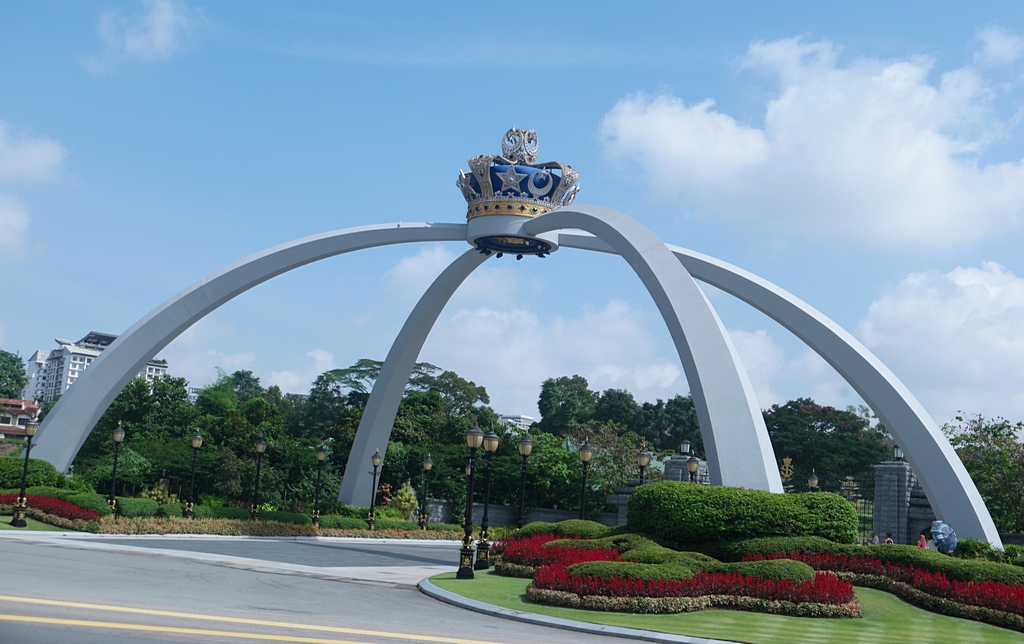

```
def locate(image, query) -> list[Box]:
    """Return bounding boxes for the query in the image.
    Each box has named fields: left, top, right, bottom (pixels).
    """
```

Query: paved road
left=0, top=533, right=668, bottom=644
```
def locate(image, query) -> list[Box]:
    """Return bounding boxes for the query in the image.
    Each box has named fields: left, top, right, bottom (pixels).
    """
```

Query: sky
left=2, top=1, right=1024, bottom=427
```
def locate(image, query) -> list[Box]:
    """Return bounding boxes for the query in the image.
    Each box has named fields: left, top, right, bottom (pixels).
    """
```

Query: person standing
left=917, top=533, right=927, bottom=548
left=870, top=532, right=880, bottom=545
left=884, top=533, right=894, bottom=544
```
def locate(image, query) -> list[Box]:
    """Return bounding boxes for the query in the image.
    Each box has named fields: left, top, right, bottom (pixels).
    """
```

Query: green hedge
left=67, top=492, right=113, bottom=516
left=376, top=519, right=418, bottom=531
left=626, top=481, right=857, bottom=546
left=115, top=497, right=159, bottom=518
left=695, top=536, right=1024, bottom=586
left=0, top=457, right=59, bottom=489
left=158, top=503, right=183, bottom=517
left=262, top=511, right=312, bottom=525
left=193, top=506, right=252, bottom=520
left=518, top=519, right=611, bottom=540
left=568, top=561, right=696, bottom=581
left=319, top=516, right=369, bottom=530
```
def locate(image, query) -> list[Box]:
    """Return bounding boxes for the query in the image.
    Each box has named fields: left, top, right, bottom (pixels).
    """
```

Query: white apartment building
left=499, top=414, right=535, bottom=432
left=21, top=349, right=49, bottom=402
left=28, top=331, right=169, bottom=402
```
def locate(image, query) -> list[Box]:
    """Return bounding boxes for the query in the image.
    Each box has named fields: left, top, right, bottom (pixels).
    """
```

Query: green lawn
left=0, top=515, right=75, bottom=532
left=431, top=570, right=1023, bottom=644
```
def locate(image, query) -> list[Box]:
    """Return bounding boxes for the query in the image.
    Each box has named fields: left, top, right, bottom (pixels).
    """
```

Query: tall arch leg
left=525, top=206, right=782, bottom=492
left=31, top=223, right=468, bottom=473
left=558, top=231, right=1000, bottom=545
left=339, top=249, right=489, bottom=506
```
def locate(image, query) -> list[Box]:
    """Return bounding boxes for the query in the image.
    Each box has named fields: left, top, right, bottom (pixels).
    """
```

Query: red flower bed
left=494, top=533, right=620, bottom=568
left=745, top=551, right=1024, bottom=617
left=0, top=493, right=100, bottom=522
left=534, top=564, right=854, bottom=605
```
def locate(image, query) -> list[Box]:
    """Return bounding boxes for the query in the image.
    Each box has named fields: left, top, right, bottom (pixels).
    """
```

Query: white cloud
left=0, top=196, right=30, bottom=255
left=384, top=244, right=523, bottom=306
left=83, top=0, right=200, bottom=73
left=976, top=26, right=1024, bottom=65
left=0, top=122, right=67, bottom=182
left=160, top=316, right=256, bottom=388
left=600, top=36, right=1024, bottom=247
left=728, top=328, right=783, bottom=407
left=858, top=262, right=1024, bottom=422
left=266, top=348, right=336, bottom=394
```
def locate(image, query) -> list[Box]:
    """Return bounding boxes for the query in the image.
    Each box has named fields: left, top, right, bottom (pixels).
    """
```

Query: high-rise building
left=28, top=332, right=169, bottom=402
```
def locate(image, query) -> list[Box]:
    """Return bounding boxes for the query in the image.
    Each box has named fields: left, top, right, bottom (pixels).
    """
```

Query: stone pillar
left=664, top=456, right=687, bottom=482
left=873, top=461, right=913, bottom=544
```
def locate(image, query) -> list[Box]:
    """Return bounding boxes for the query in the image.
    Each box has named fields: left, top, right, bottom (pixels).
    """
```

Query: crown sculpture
left=458, top=126, right=580, bottom=258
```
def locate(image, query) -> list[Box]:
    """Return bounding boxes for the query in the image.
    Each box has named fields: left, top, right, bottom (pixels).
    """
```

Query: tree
left=763, top=398, right=890, bottom=492
left=430, top=370, right=489, bottom=423
left=0, top=349, right=27, bottom=399
left=537, top=375, right=597, bottom=436
left=944, top=413, right=1024, bottom=533
left=231, top=370, right=264, bottom=405
left=593, top=389, right=642, bottom=434
left=639, top=394, right=701, bottom=453
left=325, top=358, right=440, bottom=395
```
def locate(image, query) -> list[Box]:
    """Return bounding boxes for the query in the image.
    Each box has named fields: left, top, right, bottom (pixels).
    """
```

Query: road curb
left=417, top=577, right=740, bottom=644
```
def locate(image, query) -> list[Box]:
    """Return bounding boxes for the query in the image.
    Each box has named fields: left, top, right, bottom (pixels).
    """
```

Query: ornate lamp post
left=893, top=445, right=904, bottom=461
left=636, top=445, right=651, bottom=486
left=9, top=421, right=39, bottom=527
left=250, top=437, right=267, bottom=520
left=419, top=454, right=433, bottom=530
left=474, top=428, right=500, bottom=570
left=516, top=434, right=533, bottom=529
left=312, top=445, right=327, bottom=526
left=578, top=440, right=594, bottom=520
left=108, top=421, right=126, bottom=519
left=808, top=468, right=820, bottom=491
left=457, top=423, right=484, bottom=579
left=367, top=449, right=382, bottom=531
left=184, top=432, right=203, bottom=519
left=681, top=439, right=691, bottom=456
left=686, top=455, right=700, bottom=483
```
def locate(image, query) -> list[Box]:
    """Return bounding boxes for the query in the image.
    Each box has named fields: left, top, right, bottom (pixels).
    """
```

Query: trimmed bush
left=627, top=481, right=857, bottom=546
left=193, top=506, right=252, bottom=521
left=158, top=503, right=183, bottom=517
left=518, top=521, right=559, bottom=538
left=551, top=519, right=611, bottom=539
left=427, top=522, right=463, bottom=533
left=24, top=485, right=75, bottom=500
left=67, top=492, right=113, bottom=516
left=262, top=510, right=312, bottom=525
left=0, top=457, right=59, bottom=489
left=115, top=497, right=159, bottom=518
left=719, top=559, right=816, bottom=583
left=569, top=560, right=696, bottom=581
left=318, top=516, right=369, bottom=530
left=376, top=519, right=418, bottom=531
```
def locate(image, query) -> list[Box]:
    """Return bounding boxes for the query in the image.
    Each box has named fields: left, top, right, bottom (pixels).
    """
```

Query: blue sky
left=3, top=1, right=1024, bottom=426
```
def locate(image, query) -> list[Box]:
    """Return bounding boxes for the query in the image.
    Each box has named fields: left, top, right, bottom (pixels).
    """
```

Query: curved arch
left=339, top=249, right=488, bottom=506
left=557, top=231, right=1000, bottom=545
left=31, top=223, right=469, bottom=472
left=524, top=205, right=782, bottom=491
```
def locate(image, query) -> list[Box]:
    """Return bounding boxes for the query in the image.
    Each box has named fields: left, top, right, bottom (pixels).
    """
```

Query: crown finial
left=501, top=126, right=539, bottom=164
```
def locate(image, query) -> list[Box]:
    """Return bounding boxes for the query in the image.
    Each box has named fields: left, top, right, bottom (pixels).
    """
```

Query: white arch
left=30, top=223, right=468, bottom=471
left=339, top=206, right=781, bottom=504
left=557, top=230, right=1001, bottom=546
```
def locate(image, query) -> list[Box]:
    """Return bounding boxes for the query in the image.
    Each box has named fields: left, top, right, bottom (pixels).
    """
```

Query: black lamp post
left=419, top=454, right=433, bottom=530
left=457, top=423, right=484, bottom=579
left=681, top=439, right=691, bottom=456
left=808, top=468, right=820, bottom=491
left=10, top=421, right=39, bottom=527
left=184, top=432, right=202, bottom=519
left=475, top=428, right=500, bottom=570
left=893, top=445, right=904, bottom=461
left=250, top=437, right=266, bottom=520
left=686, top=455, right=700, bottom=483
left=312, top=445, right=327, bottom=526
left=367, top=449, right=382, bottom=531
left=516, top=434, right=533, bottom=529
left=108, top=421, right=126, bottom=519
left=636, top=445, right=651, bottom=486
left=578, top=440, right=594, bottom=520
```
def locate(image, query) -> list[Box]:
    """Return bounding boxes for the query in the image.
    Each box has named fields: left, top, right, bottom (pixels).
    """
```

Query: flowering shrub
left=494, top=533, right=620, bottom=568
left=746, top=551, right=1024, bottom=618
left=0, top=493, right=100, bottom=521
left=533, top=564, right=854, bottom=605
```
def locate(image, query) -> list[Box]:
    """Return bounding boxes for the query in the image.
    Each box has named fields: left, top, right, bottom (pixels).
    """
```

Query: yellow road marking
left=0, top=595, right=502, bottom=644
left=0, top=614, right=373, bottom=643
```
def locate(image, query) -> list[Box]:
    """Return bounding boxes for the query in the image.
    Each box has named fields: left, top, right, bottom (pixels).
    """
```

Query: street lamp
left=9, top=421, right=39, bottom=527
left=184, top=432, right=202, bottom=519
left=578, top=440, right=594, bottom=520
left=636, top=445, right=651, bottom=486
left=686, top=455, right=700, bottom=483
left=516, top=434, right=533, bottom=529
left=108, top=421, right=126, bottom=519
left=681, top=439, right=691, bottom=455
left=457, top=423, right=484, bottom=579
left=893, top=445, right=904, bottom=461
left=368, top=448, right=382, bottom=531
left=475, top=428, right=500, bottom=570
left=250, top=437, right=267, bottom=521
left=419, top=454, right=433, bottom=530
left=312, top=445, right=327, bottom=527
left=808, top=468, right=819, bottom=491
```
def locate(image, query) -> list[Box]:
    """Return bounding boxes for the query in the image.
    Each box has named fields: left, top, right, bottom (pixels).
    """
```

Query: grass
left=0, top=515, right=76, bottom=532
left=431, top=570, right=1024, bottom=643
